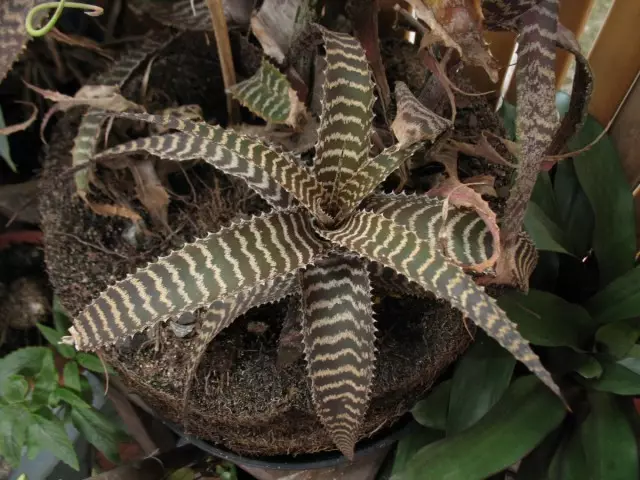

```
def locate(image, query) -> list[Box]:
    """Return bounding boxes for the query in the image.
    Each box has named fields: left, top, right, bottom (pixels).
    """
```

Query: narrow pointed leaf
left=320, top=210, right=563, bottom=400
left=524, top=202, right=572, bottom=255
left=313, top=24, right=373, bottom=197
left=581, top=392, right=639, bottom=480
left=69, top=209, right=326, bottom=350
left=300, top=254, right=375, bottom=459
left=95, top=133, right=294, bottom=209
left=228, top=59, right=307, bottom=128
left=367, top=262, right=428, bottom=299
left=72, top=31, right=176, bottom=193
left=93, top=111, right=327, bottom=219
left=447, top=331, right=515, bottom=435
left=183, top=272, right=299, bottom=409
left=0, top=0, right=39, bottom=83
left=402, top=376, right=566, bottom=480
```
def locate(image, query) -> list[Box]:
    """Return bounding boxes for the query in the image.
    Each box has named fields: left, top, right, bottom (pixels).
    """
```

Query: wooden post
left=587, top=0, right=640, bottom=125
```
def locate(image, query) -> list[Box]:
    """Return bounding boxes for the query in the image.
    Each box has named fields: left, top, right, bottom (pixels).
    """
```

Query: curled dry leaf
left=451, top=131, right=517, bottom=169
left=251, top=0, right=313, bottom=63
left=428, top=146, right=501, bottom=273
left=0, top=101, right=38, bottom=135
left=405, top=0, right=499, bottom=82
left=129, top=158, right=169, bottom=228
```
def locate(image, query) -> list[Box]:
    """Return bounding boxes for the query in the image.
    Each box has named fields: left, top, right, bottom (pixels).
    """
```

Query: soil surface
left=39, top=31, right=510, bottom=457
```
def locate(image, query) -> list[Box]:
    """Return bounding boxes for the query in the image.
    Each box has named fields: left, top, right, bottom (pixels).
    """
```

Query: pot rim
left=162, top=413, right=417, bottom=471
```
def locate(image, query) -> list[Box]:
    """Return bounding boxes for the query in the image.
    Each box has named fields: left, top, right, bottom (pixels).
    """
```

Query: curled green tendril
left=25, top=1, right=104, bottom=38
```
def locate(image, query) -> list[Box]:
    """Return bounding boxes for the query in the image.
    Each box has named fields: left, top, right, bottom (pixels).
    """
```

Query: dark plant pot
left=162, top=412, right=415, bottom=472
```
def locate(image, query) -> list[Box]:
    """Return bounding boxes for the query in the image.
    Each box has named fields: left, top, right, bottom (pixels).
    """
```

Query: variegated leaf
left=129, top=0, right=212, bottom=30
left=94, top=132, right=294, bottom=209
left=68, top=208, right=326, bottom=350
left=338, top=82, right=450, bottom=216
left=367, top=262, right=428, bottom=299
left=183, top=272, right=299, bottom=411
left=483, top=0, right=542, bottom=28
left=91, top=111, right=329, bottom=220
left=300, top=254, right=375, bottom=459
left=0, top=0, right=42, bottom=83
left=72, top=30, right=176, bottom=195
left=228, top=59, right=307, bottom=128
left=318, top=210, right=563, bottom=401
left=313, top=24, right=374, bottom=205
left=363, top=193, right=494, bottom=269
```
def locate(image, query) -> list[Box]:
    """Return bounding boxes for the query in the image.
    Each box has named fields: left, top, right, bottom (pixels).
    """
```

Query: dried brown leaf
left=0, top=102, right=37, bottom=135
left=129, top=158, right=169, bottom=227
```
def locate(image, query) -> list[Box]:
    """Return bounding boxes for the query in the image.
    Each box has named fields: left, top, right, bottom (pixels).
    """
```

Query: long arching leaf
left=312, top=24, right=373, bottom=201
left=183, top=272, right=299, bottom=411
left=95, top=132, right=294, bottom=209
left=319, top=209, right=563, bottom=401
left=72, top=30, right=176, bottom=195
left=68, top=208, right=326, bottom=350
left=92, top=111, right=328, bottom=219
left=300, top=254, right=375, bottom=459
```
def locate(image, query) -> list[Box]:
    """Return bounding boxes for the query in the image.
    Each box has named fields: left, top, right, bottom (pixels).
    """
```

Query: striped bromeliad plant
left=63, top=25, right=563, bottom=458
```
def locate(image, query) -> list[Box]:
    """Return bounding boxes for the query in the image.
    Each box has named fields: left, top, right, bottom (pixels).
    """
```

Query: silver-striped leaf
left=91, top=110, right=329, bottom=221
left=300, top=254, right=376, bottom=459
left=94, top=132, right=294, bottom=210
left=68, top=208, right=326, bottom=350
left=312, top=24, right=374, bottom=205
left=317, top=209, right=563, bottom=402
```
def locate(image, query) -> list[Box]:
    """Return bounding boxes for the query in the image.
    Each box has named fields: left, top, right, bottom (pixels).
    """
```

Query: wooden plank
left=587, top=0, right=640, bottom=125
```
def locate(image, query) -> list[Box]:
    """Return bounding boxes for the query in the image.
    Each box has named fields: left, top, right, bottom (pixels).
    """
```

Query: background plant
left=390, top=93, right=640, bottom=480
left=0, top=297, right=125, bottom=471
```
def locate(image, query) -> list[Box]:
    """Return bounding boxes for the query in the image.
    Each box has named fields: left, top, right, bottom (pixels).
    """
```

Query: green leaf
left=498, top=101, right=516, bottom=141
left=52, top=296, right=72, bottom=334
left=497, top=290, right=593, bottom=349
left=391, top=426, right=444, bottom=479
left=586, top=267, right=640, bottom=324
left=411, top=380, right=451, bottom=430
left=63, top=362, right=81, bottom=392
left=553, top=159, right=594, bottom=257
left=575, top=356, right=603, bottom=379
left=31, top=350, right=59, bottom=408
left=585, top=359, right=640, bottom=395
left=27, top=413, right=79, bottom=470
left=548, top=428, right=589, bottom=480
left=595, top=319, right=640, bottom=359
left=571, top=116, right=635, bottom=286
left=581, top=392, right=639, bottom=480
left=0, top=106, right=17, bottom=173
left=447, top=332, right=515, bottom=435
left=2, top=375, right=29, bottom=403
left=524, top=203, right=572, bottom=255
left=530, top=172, right=561, bottom=226
left=517, top=428, right=563, bottom=480
left=0, top=404, right=29, bottom=466
left=0, top=347, right=50, bottom=384
left=168, top=467, right=196, bottom=480
left=402, top=376, right=567, bottom=480
left=36, top=324, right=76, bottom=359
left=76, top=352, right=115, bottom=375
left=51, top=387, right=92, bottom=409
left=71, top=407, right=121, bottom=463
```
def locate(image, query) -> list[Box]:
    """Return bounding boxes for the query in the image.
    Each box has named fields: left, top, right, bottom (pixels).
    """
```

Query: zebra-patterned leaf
left=367, top=262, right=428, bottom=299
left=129, top=0, right=212, bottom=30
left=91, top=111, right=329, bottom=220
left=300, top=254, right=376, bottom=460
left=0, top=0, right=42, bottom=83
left=95, top=132, right=294, bottom=209
left=390, top=82, right=452, bottom=148
left=313, top=24, right=374, bottom=203
left=483, top=0, right=542, bottom=28
left=228, top=59, right=307, bottom=128
left=72, top=30, right=176, bottom=195
left=338, top=82, right=450, bottom=216
left=363, top=193, right=495, bottom=270
left=318, top=209, right=563, bottom=403
left=183, top=272, right=299, bottom=411
left=68, top=209, right=326, bottom=350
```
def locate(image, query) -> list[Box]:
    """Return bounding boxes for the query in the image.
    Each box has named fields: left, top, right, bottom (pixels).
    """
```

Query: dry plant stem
left=206, top=0, right=239, bottom=124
